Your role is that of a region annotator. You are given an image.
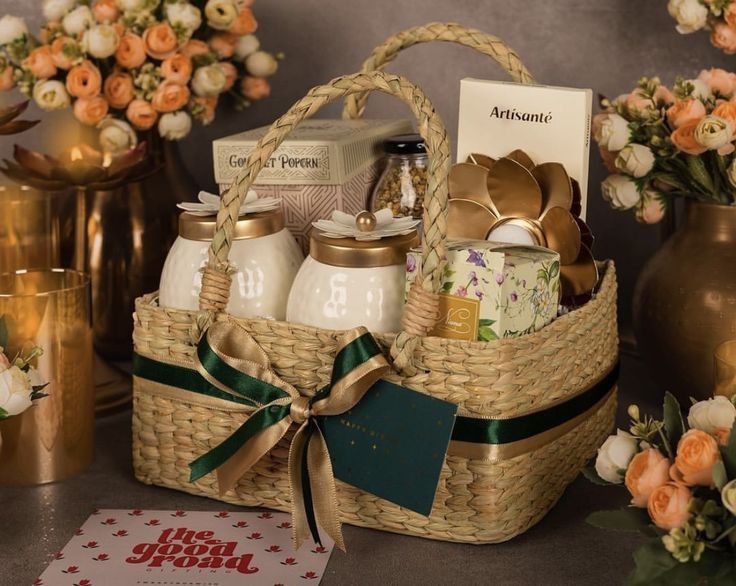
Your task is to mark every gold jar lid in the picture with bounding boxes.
[179,209,284,242]
[310,229,420,268]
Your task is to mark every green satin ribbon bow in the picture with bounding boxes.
[189,321,390,551]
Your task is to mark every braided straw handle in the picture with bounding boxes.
[199,71,450,374]
[343,22,535,120]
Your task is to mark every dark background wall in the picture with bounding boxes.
[2,0,734,331]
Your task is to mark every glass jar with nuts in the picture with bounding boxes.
[368,134,428,218]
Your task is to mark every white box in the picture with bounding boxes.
[457,79,593,219]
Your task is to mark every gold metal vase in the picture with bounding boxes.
[633,200,736,403]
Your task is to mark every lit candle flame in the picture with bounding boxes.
[102,152,112,168]
[70,147,83,162]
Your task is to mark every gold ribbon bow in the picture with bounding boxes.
[190,321,390,550]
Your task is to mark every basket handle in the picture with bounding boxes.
[342,22,535,120]
[199,71,450,373]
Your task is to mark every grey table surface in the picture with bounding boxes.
[0,353,661,586]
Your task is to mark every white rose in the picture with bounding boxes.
[668,0,708,34]
[0,366,33,417]
[687,78,712,100]
[43,0,77,22]
[98,118,137,153]
[601,174,641,210]
[0,15,28,46]
[191,64,227,96]
[204,0,238,30]
[33,80,71,111]
[158,111,192,140]
[722,479,736,516]
[117,0,146,11]
[593,112,630,152]
[245,50,278,78]
[694,115,733,150]
[595,429,638,484]
[166,2,202,32]
[234,34,259,61]
[615,144,655,178]
[687,395,736,435]
[82,24,120,59]
[62,5,93,36]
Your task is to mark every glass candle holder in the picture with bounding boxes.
[714,340,736,399]
[0,269,93,485]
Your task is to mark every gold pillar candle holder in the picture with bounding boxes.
[0,269,94,485]
[715,340,736,399]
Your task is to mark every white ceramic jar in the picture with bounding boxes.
[286,229,419,333]
[159,210,303,319]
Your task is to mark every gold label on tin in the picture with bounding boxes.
[430,294,480,341]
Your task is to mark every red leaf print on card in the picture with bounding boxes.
[301,571,319,579]
[277,522,292,529]
[112,530,128,537]
[128,509,143,516]
[93,553,110,561]
[280,557,297,566]
[215,512,230,518]
[311,545,328,554]
[54,552,64,560]
[75,580,92,586]
[100,518,117,526]
[233,521,249,528]
[33,578,43,585]
[145,519,160,526]
[62,566,79,574]
[81,541,98,549]
[247,532,262,540]
[265,545,282,553]
[74,529,84,536]
[171,510,187,517]
[258,512,273,519]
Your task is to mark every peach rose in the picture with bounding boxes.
[714,427,732,447]
[189,95,217,124]
[713,101,736,129]
[636,190,667,225]
[671,120,707,155]
[73,95,109,126]
[240,75,269,101]
[727,3,736,28]
[598,145,618,173]
[0,65,14,91]
[66,60,102,99]
[711,22,736,55]
[624,448,671,508]
[142,22,178,60]
[93,0,120,24]
[666,99,706,129]
[50,36,77,70]
[218,62,237,91]
[228,8,257,35]
[116,33,147,69]
[625,88,653,114]
[103,71,134,109]
[181,39,210,59]
[161,53,192,85]
[653,85,676,107]
[674,429,720,487]
[647,482,692,531]
[22,46,57,80]
[126,98,158,130]
[151,81,190,113]
[209,32,235,58]
[698,67,736,97]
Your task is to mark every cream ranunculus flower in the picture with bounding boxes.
[245,50,278,78]
[594,112,630,152]
[722,478,736,516]
[204,0,238,30]
[43,0,77,22]
[687,395,736,436]
[62,5,94,36]
[694,115,733,151]
[117,0,147,11]
[191,63,227,96]
[98,117,137,153]
[0,366,33,417]
[601,174,641,210]
[595,429,639,484]
[158,110,192,140]
[668,0,708,34]
[166,2,202,32]
[82,24,120,59]
[234,34,259,61]
[687,78,712,101]
[0,15,28,46]
[33,79,71,111]
[615,143,655,178]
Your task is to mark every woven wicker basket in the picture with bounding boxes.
[132,23,619,545]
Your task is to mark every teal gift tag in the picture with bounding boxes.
[317,380,458,517]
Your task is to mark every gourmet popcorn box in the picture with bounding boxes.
[406,241,561,341]
[213,118,413,252]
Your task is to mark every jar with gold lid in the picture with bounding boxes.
[159,208,303,319]
[286,212,419,333]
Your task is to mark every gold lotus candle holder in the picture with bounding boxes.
[0,100,39,135]
[0,269,93,485]
[714,340,736,399]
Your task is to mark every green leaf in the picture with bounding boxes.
[713,459,728,490]
[478,325,498,342]
[626,541,679,586]
[586,507,653,533]
[440,282,454,294]
[478,319,496,327]
[663,391,684,453]
[581,465,613,486]
[686,155,715,195]
[548,261,560,279]
[721,420,736,479]
[0,315,7,349]
[0,406,7,420]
